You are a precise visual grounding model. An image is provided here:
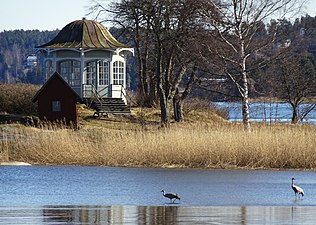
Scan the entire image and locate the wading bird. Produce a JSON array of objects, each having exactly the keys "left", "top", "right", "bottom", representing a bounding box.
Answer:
[
  {"left": 292, "top": 178, "right": 304, "bottom": 198},
  {"left": 161, "top": 190, "right": 180, "bottom": 203}
]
